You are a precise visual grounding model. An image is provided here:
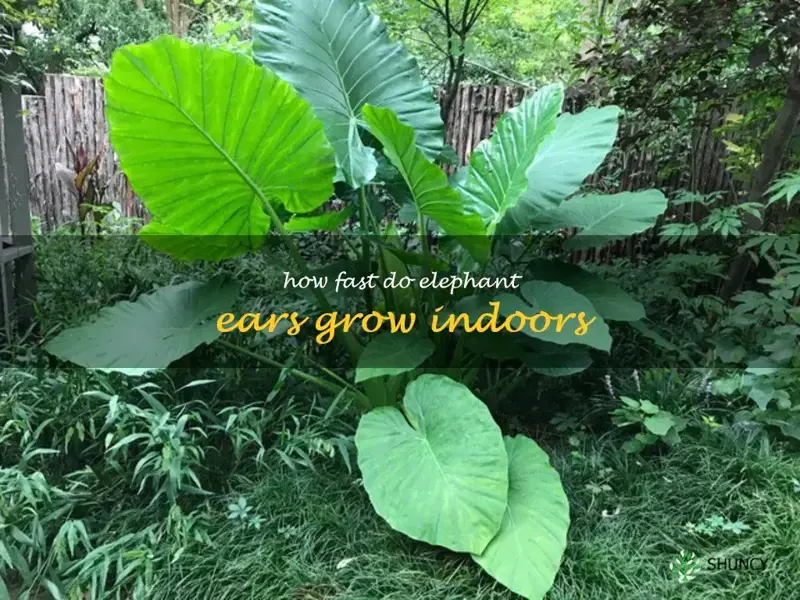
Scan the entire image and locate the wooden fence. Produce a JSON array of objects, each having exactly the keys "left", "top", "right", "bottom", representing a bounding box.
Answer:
[
  {"left": 19, "top": 74, "right": 782, "bottom": 244},
  {"left": 22, "top": 75, "right": 139, "bottom": 228}
]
